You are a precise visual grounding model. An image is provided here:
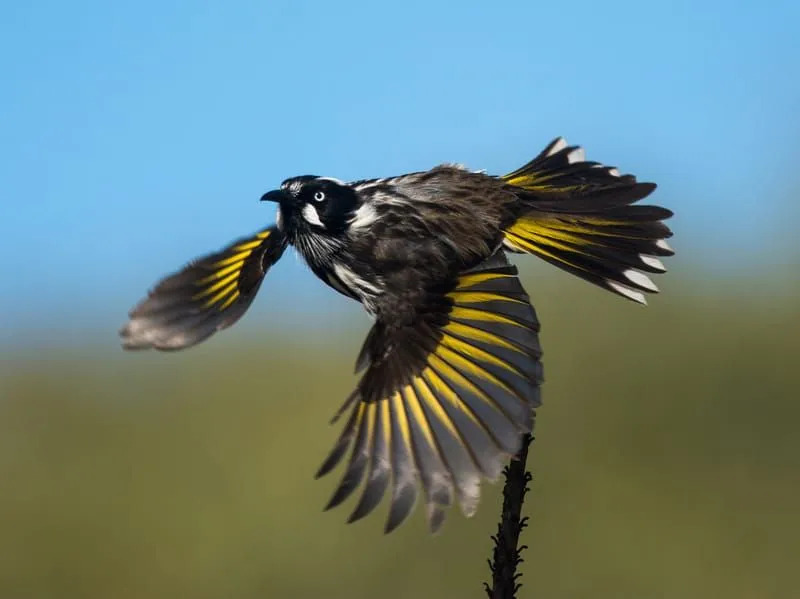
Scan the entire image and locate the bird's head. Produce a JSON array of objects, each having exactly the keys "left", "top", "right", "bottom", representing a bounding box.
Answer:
[{"left": 261, "top": 176, "right": 359, "bottom": 239}]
